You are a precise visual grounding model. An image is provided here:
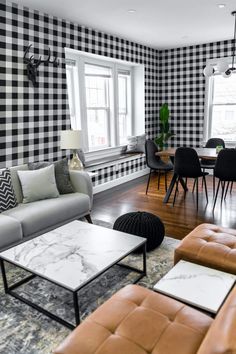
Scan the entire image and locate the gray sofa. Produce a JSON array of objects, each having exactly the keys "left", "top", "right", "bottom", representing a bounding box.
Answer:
[{"left": 0, "top": 164, "right": 93, "bottom": 251}]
